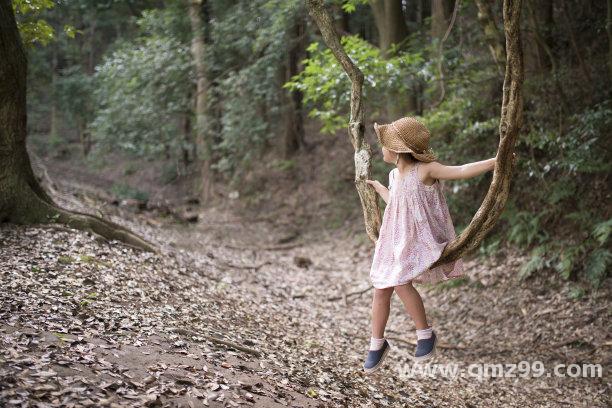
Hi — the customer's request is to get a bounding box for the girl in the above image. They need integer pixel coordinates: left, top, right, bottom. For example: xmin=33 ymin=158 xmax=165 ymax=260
xmin=363 ymin=116 xmax=498 ymax=373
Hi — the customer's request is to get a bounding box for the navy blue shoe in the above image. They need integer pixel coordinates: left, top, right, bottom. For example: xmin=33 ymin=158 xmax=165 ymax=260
xmin=414 ymin=330 xmax=437 ymax=362
xmin=363 ymin=340 xmax=391 ymax=373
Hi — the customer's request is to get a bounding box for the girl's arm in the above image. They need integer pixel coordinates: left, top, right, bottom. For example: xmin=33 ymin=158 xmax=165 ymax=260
xmin=425 ymin=156 xmax=496 ymax=181
xmin=379 ymin=187 xmax=389 ymax=204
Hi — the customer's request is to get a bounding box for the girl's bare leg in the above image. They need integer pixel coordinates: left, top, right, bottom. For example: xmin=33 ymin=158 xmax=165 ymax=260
xmin=394 ymin=281 xmax=429 ymax=330
xmin=371 ymin=287 xmax=394 ymax=338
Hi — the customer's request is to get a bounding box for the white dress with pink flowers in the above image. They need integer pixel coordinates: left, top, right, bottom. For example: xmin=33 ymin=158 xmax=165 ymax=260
xmin=369 ymin=162 xmax=464 ymax=288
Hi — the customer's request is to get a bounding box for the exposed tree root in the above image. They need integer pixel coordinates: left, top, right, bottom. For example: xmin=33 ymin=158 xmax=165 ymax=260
xmin=9 ymin=186 xmax=157 ymax=253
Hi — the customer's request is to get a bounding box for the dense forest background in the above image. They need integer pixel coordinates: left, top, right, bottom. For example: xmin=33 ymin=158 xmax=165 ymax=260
xmin=18 ymin=0 xmax=612 ymax=289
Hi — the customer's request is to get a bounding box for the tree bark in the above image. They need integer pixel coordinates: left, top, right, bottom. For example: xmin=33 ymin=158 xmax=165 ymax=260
xmin=283 ymin=16 xmax=307 ymax=158
xmin=525 ymin=0 xmax=569 ymax=113
xmin=0 ymin=0 xmax=155 ymax=252
xmin=430 ymin=0 xmax=460 ymax=109
xmin=368 ymin=0 xmax=415 ymax=116
xmin=188 ymin=0 xmax=213 ymax=202
xmin=431 ymin=0 xmax=451 ymax=40
xmin=559 ymin=0 xmax=590 ymax=82
xmin=607 ymin=0 xmax=612 ymax=83
xmin=533 ymin=0 xmax=554 ymax=71
xmin=369 ymin=0 xmax=408 ymax=57
xmin=305 ymin=0 xmax=382 ymax=243
xmin=474 ymin=0 xmax=506 ymax=77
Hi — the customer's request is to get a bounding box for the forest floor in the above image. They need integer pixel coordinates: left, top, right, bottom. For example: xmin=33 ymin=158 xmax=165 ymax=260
xmin=1 ymin=135 xmax=611 ymax=407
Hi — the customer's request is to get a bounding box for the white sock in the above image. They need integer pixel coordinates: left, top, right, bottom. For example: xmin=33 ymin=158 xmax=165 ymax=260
xmin=416 ymin=327 xmax=433 ymax=340
xmin=369 ymin=336 xmax=385 ymax=351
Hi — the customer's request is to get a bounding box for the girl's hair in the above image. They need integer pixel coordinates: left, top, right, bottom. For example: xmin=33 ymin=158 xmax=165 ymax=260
xmin=399 ymin=152 xmax=416 ymax=162
xmin=394 ymin=152 xmax=417 ymax=165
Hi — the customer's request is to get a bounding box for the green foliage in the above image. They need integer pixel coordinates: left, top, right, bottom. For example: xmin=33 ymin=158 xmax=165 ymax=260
xmin=436 ymin=277 xmax=470 ymax=290
xmin=55 ymin=64 xmax=94 ymax=133
xmin=90 ymin=8 xmax=193 ymax=160
xmin=13 ymin=0 xmax=76 ymax=47
xmin=57 ymin=255 xmax=76 ymax=265
xmin=269 ymin=159 xmax=297 ymax=172
xmin=160 ymin=163 xmax=179 ymax=185
xmin=519 ymin=245 xmax=548 ymax=280
xmin=284 ymin=35 xmax=426 ymax=133
xmin=206 ymin=0 xmax=304 ymax=182
xmin=585 ymin=248 xmax=610 ymax=289
xmin=592 ymin=219 xmax=612 ymax=246
xmin=110 ymin=183 xmax=149 ymax=202
xmin=340 ymin=0 xmax=369 ymax=14
xmin=12 ymin=0 xmax=55 ymax=46
xmin=567 ymin=286 xmax=585 ymax=300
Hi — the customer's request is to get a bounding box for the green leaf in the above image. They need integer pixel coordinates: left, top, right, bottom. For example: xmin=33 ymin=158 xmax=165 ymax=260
xmin=519 ymin=246 xmax=547 ymax=280
xmin=585 ymin=248 xmax=611 ymax=288
xmin=591 ymin=219 xmax=612 ymax=246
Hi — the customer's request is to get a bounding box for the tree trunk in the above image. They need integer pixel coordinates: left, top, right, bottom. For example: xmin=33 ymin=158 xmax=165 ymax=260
xmin=188 ymin=0 xmax=213 ymax=202
xmin=0 ymin=0 xmax=154 ymax=252
xmin=607 ymin=0 xmax=612 ymax=83
xmin=49 ymin=44 xmax=59 ymax=144
xmin=431 ymin=0 xmax=451 ymax=40
xmin=283 ymin=16 xmax=307 ymax=158
xmin=474 ymin=0 xmax=506 ymax=77
xmin=533 ymin=0 xmax=554 ymax=71
xmin=525 ymin=0 xmax=569 ymax=113
xmin=429 ymin=0 xmax=460 ymax=109
xmin=368 ymin=0 xmax=415 ymax=116
xmin=306 ymin=0 xmax=382 ymax=243
xmin=370 ymin=0 xmax=408 ymax=56
xmin=331 ymin=2 xmax=350 ymax=35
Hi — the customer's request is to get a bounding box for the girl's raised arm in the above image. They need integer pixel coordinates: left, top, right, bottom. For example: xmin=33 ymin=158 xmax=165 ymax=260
xmin=425 ymin=156 xmax=496 ymax=181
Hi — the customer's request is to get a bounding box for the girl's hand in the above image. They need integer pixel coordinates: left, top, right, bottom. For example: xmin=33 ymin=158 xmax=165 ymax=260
xmin=365 ymin=179 xmax=385 ymax=195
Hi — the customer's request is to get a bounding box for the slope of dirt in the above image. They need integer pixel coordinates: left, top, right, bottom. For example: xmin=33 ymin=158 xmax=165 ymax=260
xmin=3 ymin=126 xmax=610 ymax=407
xmin=1 ymin=186 xmax=610 ymax=407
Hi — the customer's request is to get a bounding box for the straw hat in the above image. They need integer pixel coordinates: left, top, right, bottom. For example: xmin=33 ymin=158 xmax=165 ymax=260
xmin=373 ymin=116 xmax=437 ymax=162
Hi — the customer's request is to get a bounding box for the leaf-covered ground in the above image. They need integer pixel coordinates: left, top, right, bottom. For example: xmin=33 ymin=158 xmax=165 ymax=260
xmin=1 ymin=197 xmax=610 ymax=408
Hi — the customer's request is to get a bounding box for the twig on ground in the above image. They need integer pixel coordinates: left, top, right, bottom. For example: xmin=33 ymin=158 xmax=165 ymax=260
xmin=327 ymin=286 xmax=372 ymax=302
xmin=169 ymin=327 xmax=262 ymax=357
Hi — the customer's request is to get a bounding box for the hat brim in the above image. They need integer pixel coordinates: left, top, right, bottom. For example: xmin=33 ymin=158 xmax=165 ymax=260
xmin=373 ymin=122 xmax=437 ymax=163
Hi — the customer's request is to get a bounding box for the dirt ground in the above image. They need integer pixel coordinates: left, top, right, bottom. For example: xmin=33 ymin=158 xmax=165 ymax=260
xmin=1 ymin=131 xmax=610 ymax=407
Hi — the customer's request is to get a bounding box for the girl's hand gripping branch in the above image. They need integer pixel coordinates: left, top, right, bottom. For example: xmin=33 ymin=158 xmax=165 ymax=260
xmin=424 ymin=152 xmax=517 ymax=181
xmin=365 ymin=179 xmax=389 ymax=204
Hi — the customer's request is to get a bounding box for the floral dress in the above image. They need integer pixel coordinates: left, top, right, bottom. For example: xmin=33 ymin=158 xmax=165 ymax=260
xmin=369 ymin=162 xmax=464 ymax=288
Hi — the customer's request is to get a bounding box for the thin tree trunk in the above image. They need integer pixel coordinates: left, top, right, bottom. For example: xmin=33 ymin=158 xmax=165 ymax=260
xmin=607 ymin=0 xmax=612 ymax=83
xmin=369 ymin=0 xmax=415 ymax=116
xmin=0 ymin=0 xmax=155 ymax=252
xmin=49 ymin=45 xmax=59 ymax=143
xmin=370 ymin=0 xmax=408 ymax=56
xmin=188 ymin=0 xmax=213 ymax=202
xmin=283 ymin=16 xmax=307 ymax=158
xmin=526 ymin=0 xmax=570 ymax=113
xmin=474 ymin=0 xmax=506 ymax=77
xmin=430 ymin=0 xmax=460 ymax=109
xmin=183 ymin=112 xmax=192 ymax=168
xmin=533 ymin=0 xmax=554 ymax=71
xmin=306 ymin=0 xmax=382 ymax=243
xmin=431 ymin=0 xmax=450 ymax=40
xmin=88 ymin=12 xmax=96 ymax=75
